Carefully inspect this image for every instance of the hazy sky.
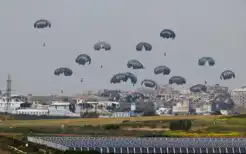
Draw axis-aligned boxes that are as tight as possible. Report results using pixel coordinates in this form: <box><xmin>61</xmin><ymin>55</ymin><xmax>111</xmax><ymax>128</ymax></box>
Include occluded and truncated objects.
<box><xmin>0</xmin><ymin>0</ymin><xmax>246</xmax><ymax>95</ymax></box>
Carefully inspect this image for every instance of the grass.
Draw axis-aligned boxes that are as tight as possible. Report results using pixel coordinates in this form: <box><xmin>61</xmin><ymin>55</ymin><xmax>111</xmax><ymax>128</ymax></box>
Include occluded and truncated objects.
<box><xmin>163</xmin><ymin>131</ymin><xmax>243</xmax><ymax>137</ymax></box>
<box><xmin>0</xmin><ymin>115</ymin><xmax>222</xmax><ymax>127</ymax></box>
<box><xmin>0</xmin><ymin>115</ymin><xmax>246</xmax><ymax>137</ymax></box>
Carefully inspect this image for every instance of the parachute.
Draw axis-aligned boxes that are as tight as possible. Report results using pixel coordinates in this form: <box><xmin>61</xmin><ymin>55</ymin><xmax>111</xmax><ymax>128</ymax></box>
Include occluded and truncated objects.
<box><xmin>154</xmin><ymin>65</ymin><xmax>171</xmax><ymax>75</ymax></box>
<box><xmin>190</xmin><ymin>84</ymin><xmax>207</xmax><ymax>93</ymax></box>
<box><xmin>220</xmin><ymin>70</ymin><xmax>235</xmax><ymax>80</ymax></box>
<box><xmin>94</xmin><ymin>41</ymin><xmax>111</xmax><ymax>51</ymax></box>
<box><xmin>211</xmin><ymin>93</ymin><xmax>234</xmax><ymax>111</ymax></box>
<box><xmin>160</xmin><ymin>29</ymin><xmax>175</xmax><ymax>39</ymax></box>
<box><xmin>110</xmin><ymin>73</ymin><xmax>129</xmax><ymax>84</ymax></box>
<box><xmin>136</xmin><ymin>42</ymin><xmax>152</xmax><ymax>51</ymax></box>
<box><xmin>141</xmin><ymin>79</ymin><xmax>157</xmax><ymax>89</ymax></box>
<box><xmin>127</xmin><ymin>60</ymin><xmax>144</xmax><ymax>69</ymax></box>
<box><xmin>54</xmin><ymin>68</ymin><xmax>73</xmax><ymax>76</ymax></box>
<box><xmin>169</xmin><ymin>76</ymin><xmax>186</xmax><ymax>85</ymax></box>
<box><xmin>198</xmin><ymin>57</ymin><xmax>215</xmax><ymax>66</ymax></box>
<box><xmin>75</xmin><ymin>54</ymin><xmax>91</xmax><ymax>65</ymax></box>
<box><xmin>34</xmin><ymin>19</ymin><xmax>51</xmax><ymax>28</ymax></box>
<box><xmin>125</xmin><ymin>72</ymin><xmax>137</xmax><ymax>85</ymax></box>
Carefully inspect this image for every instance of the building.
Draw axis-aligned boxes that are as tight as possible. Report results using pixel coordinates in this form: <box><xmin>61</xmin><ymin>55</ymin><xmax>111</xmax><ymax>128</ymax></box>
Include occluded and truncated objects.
<box><xmin>172</xmin><ymin>99</ymin><xmax>190</xmax><ymax>114</ymax></box>
<box><xmin>231</xmin><ymin>86</ymin><xmax>246</xmax><ymax>108</ymax></box>
<box><xmin>112</xmin><ymin>112</ymin><xmax>131</xmax><ymax>117</ymax></box>
<box><xmin>196</xmin><ymin>104</ymin><xmax>212</xmax><ymax>114</ymax></box>
<box><xmin>156</xmin><ymin>86</ymin><xmax>180</xmax><ymax>101</ymax></box>
<box><xmin>207</xmin><ymin>84</ymin><xmax>228</xmax><ymax>94</ymax></box>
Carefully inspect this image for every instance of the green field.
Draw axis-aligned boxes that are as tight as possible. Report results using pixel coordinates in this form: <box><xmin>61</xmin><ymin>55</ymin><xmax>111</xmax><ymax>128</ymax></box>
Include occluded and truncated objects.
<box><xmin>0</xmin><ymin>115</ymin><xmax>221</xmax><ymax>127</ymax></box>
<box><xmin>0</xmin><ymin>115</ymin><xmax>245</xmax><ymax>137</ymax></box>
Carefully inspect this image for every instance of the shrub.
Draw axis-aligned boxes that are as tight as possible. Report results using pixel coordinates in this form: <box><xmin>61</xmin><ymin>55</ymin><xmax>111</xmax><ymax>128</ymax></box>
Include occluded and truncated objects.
<box><xmin>103</xmin><ymin>124</ymin><xmax>120</xmax><ymax>130</ymax></box>
<box><xmin>142</xmin><ymin>111</ymin><xmax>156</xmax><ymax>116</ymax></box>
<box><xmin>169</xmin><ymin>120</ymin><xmax>192</xmax><ymax>132</ymax></box>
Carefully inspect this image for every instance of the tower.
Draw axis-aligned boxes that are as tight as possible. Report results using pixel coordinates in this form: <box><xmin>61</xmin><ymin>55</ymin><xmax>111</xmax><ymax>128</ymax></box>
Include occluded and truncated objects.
<box><xmin>5</xmin><ymin>74</ymin><xmax>11</xmax><ymax>114</ymax></box>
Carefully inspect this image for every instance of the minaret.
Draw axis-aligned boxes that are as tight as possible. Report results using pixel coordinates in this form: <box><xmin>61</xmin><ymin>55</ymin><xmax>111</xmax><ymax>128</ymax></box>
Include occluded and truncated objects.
<box><xmin>6</xmin><ymin>74</ymin><xmax>11</xmax><ymax>114</ymax></box>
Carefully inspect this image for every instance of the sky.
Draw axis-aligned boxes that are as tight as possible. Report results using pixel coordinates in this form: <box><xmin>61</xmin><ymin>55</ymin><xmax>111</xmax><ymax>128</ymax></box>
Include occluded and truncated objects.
<box><xmin>0</xmin><ymin>0</ymin><xmax>246</xmax><ymax>95</ymax></box>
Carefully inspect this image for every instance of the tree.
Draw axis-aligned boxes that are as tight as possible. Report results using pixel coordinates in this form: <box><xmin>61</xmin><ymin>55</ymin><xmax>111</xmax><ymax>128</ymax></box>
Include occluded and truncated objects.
<box><xmin>169</xmin><ymin>120</ymin><xmax>192</xmax><ymax>132</ymax></box>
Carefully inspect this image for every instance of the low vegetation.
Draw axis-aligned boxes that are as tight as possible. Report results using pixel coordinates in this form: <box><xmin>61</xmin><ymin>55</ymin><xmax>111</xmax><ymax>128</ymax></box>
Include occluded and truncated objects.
<box><xmin>0</xmin><ymin>115</ymin><xmax>222</xmax><ymax>127</ymax></box>
<box><xmin>0</xmin><ymin>115</ymin><xmax>245</xmax><ymax>138</ymax></box>
<box><xmin>169</xmin><ymin>120</ymin><xmax>192</xmax><ymax>132</ymax></box>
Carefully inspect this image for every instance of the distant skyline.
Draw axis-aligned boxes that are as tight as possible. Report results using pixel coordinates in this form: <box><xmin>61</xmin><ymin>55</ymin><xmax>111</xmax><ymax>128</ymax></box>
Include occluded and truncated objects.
<box><xmin>0</xmin><ymin>0</ymin><xmax>246</xmax><ymax>95</ymax></box>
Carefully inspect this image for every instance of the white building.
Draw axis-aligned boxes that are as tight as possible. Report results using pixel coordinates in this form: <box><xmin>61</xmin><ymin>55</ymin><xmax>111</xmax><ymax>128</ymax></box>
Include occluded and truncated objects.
<box><xmin>172</xmin><ymin>100</ymin><xmax>190</xmax><ymax>114</ymax></box>
<box><xmin>156</xmin><ymin>86</ymin><xmax>180</xmax><ymax>101</ymax></box>
<box><xmin>0</xmin><ymin>97</ymin><xmax>24</xmax><ymax>113</ymax></box>
<box><xmin>207</xmin><ymin>84</ymin><xmax>228</xmax><ymax>93</ymax></box>
<box><xmin>0</xmin><ymin>98</ymin><xmax>80</xmax><ymax>117</ymax></box>
<box><xmin>112</xmin><ymin>112</ymin><xmax>131</xmax><ymax>118</ymax></box>
<box><xmin>196</xmin><ymin>104</ymin><xmax>212</xmax><ymax>114</ymax></box>
<box><xmin>14</xmin><ymin>108</ymin><xmax>49</xmax><ymax>116</ymax></box>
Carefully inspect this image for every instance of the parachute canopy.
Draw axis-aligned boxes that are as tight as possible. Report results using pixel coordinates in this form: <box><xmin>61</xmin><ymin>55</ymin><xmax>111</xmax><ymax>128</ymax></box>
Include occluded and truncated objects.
<box><xmin>220</xmin><ymin>70</ymin><xmax>235</xmax><ymax>80</ymax></box>
<box><xmin>160</xmin><ymin>29</ymin><xmax>175</xmax><ymax>39</ymax></box>
<box><xmin>141</xmin><ymin>79</ymin><xmax>157</xmax><ymax>89</ymax></box>
<box><xmin>198</xmin><ymin>57</ymin><xmax>215</xmax><ymax>66</ymax></box>
<box><xmin>94</xmin><ymin>41</ymin><xmax>111</xmax><ymax>51</ymax></box>
<box><xmin>110</xmin><ymin>72</ymin><xmax>137</xmax><ymax>85</ymax></box>
<box><xmin>154</xmin><ymin>65</ymin><xmax>171</xmax><ymax>75</ymax></box>
<box><xmin>136</xmin><ymin>42</ymin><xmax>152</xmax><ymax>51</ymax></box>
<box><xmin>34</xmin><ymin>19</ymin><xmax>51</xmax><ymax>28</ymax></box>
<box><xmin>110</xmin><ymin>73</ymin><xmax>128</xmax><ymax>84</ymax></box>
<box><xmin>212</xmin><ymin>93</ymin><xmax>234</xmax><ymax>111</ymax></box>
<box><xmin>169</xmin><ymin>76</ymin><xmax>186</xmax><ymax>85</ymax></box>
<box><xmin>75</xmin><ymin>54</ymin><xmax>91</xmax><ymax>65</ymax></box>
<box><xmin>125</xmin><ymin>72</ymin><xmax>137</xmax><ymax>85</ymax></box>
<box><xmin>54</xmin><ymin>67</ymin><xmax>73</xmax><ymax>76</ymax></box>
<box><xmin>127</xmin><ymin>59</ymin><xmax>144</xmax><ymax>69</ymax></box>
